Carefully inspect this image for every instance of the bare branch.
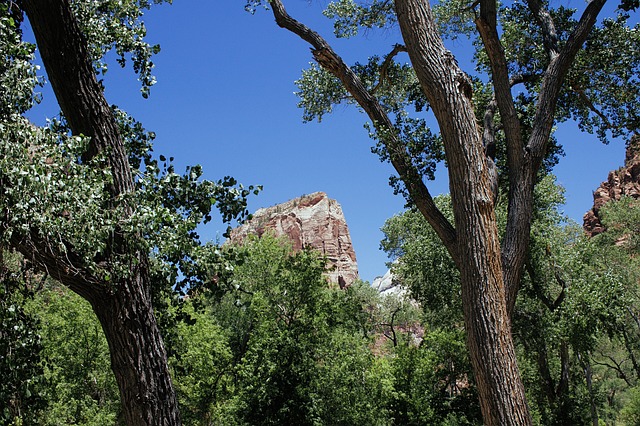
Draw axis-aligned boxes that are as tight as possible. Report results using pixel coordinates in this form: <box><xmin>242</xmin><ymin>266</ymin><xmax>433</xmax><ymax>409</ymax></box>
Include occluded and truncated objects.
<box><xmin>269</xmin><ymin>0</ymin><xmax>459</xmax><ymax>263</ymax></box>
<box><xmin>371</xmin><ymin>43</ymin><xmax>408</xmax><ymax>95</ymax></box>
<box><xmin>524</xmin><ymin>246</ymin><xmax>567</xmax><ymax>313</ymax></box>
<box><xmin>592</xmin><ymin>355</ymin><xmax>633</xmax><ymax>386</ymax></box>
<box><xmin>571</xmin><ymin>83</ymin><xmax>615</xmax><ymax>130</ymax></box>
<box><xmin>557</xmin><ymin>341</ymin><xmax>570</xmax><ymax>397</ymax></box>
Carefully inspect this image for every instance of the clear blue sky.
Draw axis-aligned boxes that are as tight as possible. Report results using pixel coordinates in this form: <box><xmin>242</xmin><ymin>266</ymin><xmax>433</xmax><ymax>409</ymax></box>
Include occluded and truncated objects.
<box><xmin>27</xmin><ymin>0</ymin><xmax>628</xmax><ymax>283</ymax></box>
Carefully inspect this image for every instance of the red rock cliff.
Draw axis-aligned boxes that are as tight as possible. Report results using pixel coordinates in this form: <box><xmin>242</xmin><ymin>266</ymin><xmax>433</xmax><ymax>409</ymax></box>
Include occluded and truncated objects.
<box><xmin>584</xmin><ymin>134</ymin><xmax>640</xmax><ymax>236</ymax></box>
<box><xmin>228</xmin><ymin>192</ymin><xmax>359</xmax><ymax>288</ymax></box>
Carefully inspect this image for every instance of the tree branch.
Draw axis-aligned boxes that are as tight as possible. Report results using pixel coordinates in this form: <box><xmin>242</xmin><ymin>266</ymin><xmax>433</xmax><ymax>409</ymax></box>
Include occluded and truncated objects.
<box><xmin>527</xmin><ymin>0</ymin><xmax>608</xmax><ymax>162</ymax></box>
<box><xmin>371</xmin><ymin>43</ymin><xmax>408</xmax><ymax>94</ymax></box>
<box><xmin>621</xmin><ymin>327</ymin><xmax>640</xmax><ymax>379</ymax></box>
<box><xmin>22</xmin><ymin>0</ymin><xmax>134</xmax><ymax>200</ymax></box>
<box><xmin>2</xmin><ymin>220</ymin><xmax>103</xmax><ymax>303</ymax></box>
<box><xmin>475</xmin><ymin>0</ymin><xmax>524</xmax><ymax>176</ymax></box>
<box><xmin>526</xmin><ymin>0</ymin><xmax>560</xmax><ymax>60</ymax></box>
<box><xmin>474</xmin><ymin>0</ymin><xmax>536</xmax><ymax>315</ymax></box>
<box><xmin>481</xmin><ymin>74</ymin><xmax>539</xmax><ymax>157</ymax></box>
<box><xmin>269</xmin><ymin>0</ymin><xmax>459</xmax><ymax>264</ymax></box>
<box><xmin>571</xmin><ymin>83</ymin><xmax>615</xmax><ymax>130</ymax></box>
<box><xmin>502</xmin><ymin>0</ymin><xmax>606</xmax><ymax>315</ymax></box>
<box><xmin>592</xmin><ymin>355</ymin><xmax>633</xmax><ymax>386</ymax></box>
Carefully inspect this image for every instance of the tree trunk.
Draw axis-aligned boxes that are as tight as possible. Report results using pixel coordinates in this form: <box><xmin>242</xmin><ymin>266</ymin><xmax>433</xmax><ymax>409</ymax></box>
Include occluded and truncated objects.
<box><xmin>20</xmin><ymin>1</ymin><xmax>182</xmax><ymax>424</ymax></box>
<box><xmin>579</xmin><ymin>353</ymin><xmax>599</xmax><ymax>426</ymax></box>
<box><xmin>88</xmin><ymin>260</ymin><xmax>180</xmax><ymax>425</ymax></box>
<box><xmin>393</xmin><ymin>0</ymin><xmax>532</xmax><ymax>424</ymax></box>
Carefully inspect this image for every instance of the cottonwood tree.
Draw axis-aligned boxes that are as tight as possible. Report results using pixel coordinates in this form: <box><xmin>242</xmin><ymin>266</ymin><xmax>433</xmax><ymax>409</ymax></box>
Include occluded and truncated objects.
<box><xmin>1</xmin><ymin>1</ymin><xmax>256</xmax><ymax>424</ymax></box>
<box><xmin>382</xmin><ymin>177</ymin><xmax>640</xmax><ymax>423</ymax></box>
<box><xmin>247</xmin><ymin>0</ymin><xmax>640</xmax><ymax>424</ymax></box>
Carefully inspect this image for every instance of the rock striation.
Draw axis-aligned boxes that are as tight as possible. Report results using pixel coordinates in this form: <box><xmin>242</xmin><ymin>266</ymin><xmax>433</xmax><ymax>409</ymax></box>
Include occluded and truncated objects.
<box><xmin>228</xmin><ymin>192</ymin><xmax>359</xmax><ymax>288</ymax></box>
<box><xmin>583</xmin><ymin>134</ymin><xmax>640</xmax><ymax>236</ymax></box>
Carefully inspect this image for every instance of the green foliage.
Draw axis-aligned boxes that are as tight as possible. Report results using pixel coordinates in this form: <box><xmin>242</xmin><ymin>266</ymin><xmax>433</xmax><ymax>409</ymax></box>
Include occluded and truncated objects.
<box><xmin>381</xmin><ymin>175</ymin><xmax>640</xmax><ymax>424</ymax></box>
<box><xmin>0</xmin><ymin>4</ymin><xmax>41</xmax><ymax>117</ymax></box>
<box><xmin>198</xmin><ymin>235</ymin><xmax>394</xmax><ymax>425</ymax></box>
<box><xmin>483</xmin><ymin>2</ymin><xmax>640</xmax><ymax>143</ymax></box>
<box><xmin>0</xmin><ymin>0</ymin><xmax>260</xmax><ymax>298</ymax></box>
<box><xmin>194</xmin><ymin>236</ymin><xmax>484</xmax><ymax>425</ymax></box>
<box><xmin>389</xmin><ymin>329</ymin><xmax>481</xmax><ymax>425</ymax></box>
<box><xmin>169</xmin><ymin>302</ymin><xmax>233</xmax><ymax>426</ymax></box>
<box><xmin>0</xmin><ymin>251</ymin><xmax>46</xmax><ymax>425</ymax></box>
<box><xmin>71</xmin><ymin>0</ymin><xmax>172</xmax><ymax>97</ymax></box>
<box><xmin>621</xmin><ymin>386</ymin><xmax>640</xmax><ymax>425</ymax></box>
<box><xmin>323</xmin><ymin>0</ymin><xmax>396</xmax><ymax>39</ymax></box>
<box><xmin>380</xmin><ymin>195</ymin><xmax>460</xmax><ymax>325</ymax></box>
<box><xmin>598</xmin><ymin>196</ymin><xmax>640</xmax><ymax>252</ymax></box>
<box><xmin>308</xmin><ymin>331</ymin><xmax>393</xmax><ymax>426</ymax></box>
<box><xmin>284</xmin><ymin>0</ymin><xmax>640</xmax><ymax>204</ymax></box>
<box><xmin>565</xmin><ymin>17</ymin><xmax>640</xmax><ymax>142</ymax></box>
<box><xmin>25</xmin><ymin>283</ymin><xmax>121</xmax><ymax>425</ymax></box>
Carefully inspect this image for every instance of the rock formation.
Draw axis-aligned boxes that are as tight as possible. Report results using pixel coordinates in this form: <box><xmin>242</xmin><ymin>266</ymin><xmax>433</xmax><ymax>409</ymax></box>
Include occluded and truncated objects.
<box><xmin>228</xmin><ymin>192</ymin><xmax>359</xmax><ymax>288</ymax></box>
<box><xmin>584</xmin><ymin>134</ymin><xmax>640</xmax><ymax>236</ymax></box>
<box><xmin>372</xmin><ymin>267</ymin><xmax>406</xmax><ymax>297</ymax></box>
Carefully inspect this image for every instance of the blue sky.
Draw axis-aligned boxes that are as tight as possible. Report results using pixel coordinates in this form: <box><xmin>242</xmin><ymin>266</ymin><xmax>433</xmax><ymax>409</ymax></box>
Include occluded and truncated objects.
<box><xmin>27</xmin><ymin>0</ymin><xmax>628</xmax><ymax>283</ymax></box>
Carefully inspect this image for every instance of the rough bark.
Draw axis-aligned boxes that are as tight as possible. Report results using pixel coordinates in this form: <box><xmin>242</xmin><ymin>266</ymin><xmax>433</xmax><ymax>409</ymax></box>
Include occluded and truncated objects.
<box><xmin>19</xmin><ymin>0</ymin><xmax>181</xmax><ymax>424</ymax></box>
<box><xmin>501</xmin><ymin>0</ymin><xmax>606</xmax><ymax>315</ymax></box>
<box><xmin>392</xmin><ymin>0</ymin><xmax>532</xmax><ymax>423</ymax></box>
<box><xmin>90</xmin><ymin>256</ymin><xmax>180</xmax><ymax>426</ymax></box>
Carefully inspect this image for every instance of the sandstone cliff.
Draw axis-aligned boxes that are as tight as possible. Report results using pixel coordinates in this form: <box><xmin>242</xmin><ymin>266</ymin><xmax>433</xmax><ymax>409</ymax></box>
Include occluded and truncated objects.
<box><xmin>584</xmin><ymin>134</ymin><xmax>640</xmax><ymax>236</ymax></box>
<box><xmin>228</xmin><ymin>192</ymin><xmax>359</xmax><ymax>288</ymax></box>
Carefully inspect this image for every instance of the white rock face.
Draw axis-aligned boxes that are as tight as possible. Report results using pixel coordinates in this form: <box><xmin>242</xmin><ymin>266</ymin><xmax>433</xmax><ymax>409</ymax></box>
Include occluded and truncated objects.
<box><xmin>372</xmin><ymin>268</ymin><xmax>406</xmax><ymax>297</ymax></box>
<box><xmin>372</xmin><ymin>269</ymin><xmax>394</xmax><ymax>292</ymax></box>
<box><xmin>228</xmin><ymin>192</ymin><xmax>359</xmax><ymax>288</ymax></box>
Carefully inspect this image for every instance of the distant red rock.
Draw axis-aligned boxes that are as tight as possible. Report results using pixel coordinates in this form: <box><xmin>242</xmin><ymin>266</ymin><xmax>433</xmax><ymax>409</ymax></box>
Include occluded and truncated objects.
<box><xmin>584</xmin><ymin>134</ymin><xmax>640</xmax><ymax>236</ymax></box>
<box><xmin>228</xmin><ymin>192</ymin><xmax>359</xmax><ymax>288</ymax></box>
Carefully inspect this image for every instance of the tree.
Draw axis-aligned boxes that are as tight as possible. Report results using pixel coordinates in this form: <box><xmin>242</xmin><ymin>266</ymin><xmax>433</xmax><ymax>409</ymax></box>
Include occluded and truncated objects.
<box><xmin>27</xmin><ymin>283</ymin><xmax>121</xmax><ymax>425</ymax></box>
<box><xmin>0</xmin><ymin>250</ymin><xmax>46</xmax><ymax>425</ymax></box>
<box><xmin>208</xmin><ymin>235</ymin><xmax>393</xmax><ymax>425</ymax></box>
<box><xmin>1</xmin><ymin>1</ymin><xmax>256</xmax><ymax>424</ymax></box>
<box><xmin>167</xmin><ymin>302</ymin><xmax>233</xmax><ymax>426</ymax></box>
<box><xmin>248</xmin><ymin>0</ymin><xmax>640</xmax><ymax>423</ymax></box>
<box><xmin>381</xmin><ymin>176</ymin><xmax>640</xmax><ymax>424</ymax></box>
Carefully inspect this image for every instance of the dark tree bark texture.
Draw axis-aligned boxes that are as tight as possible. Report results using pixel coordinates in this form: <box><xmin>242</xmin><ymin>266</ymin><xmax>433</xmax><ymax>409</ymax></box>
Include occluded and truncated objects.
<box><xmin>18</xmin><ymin>0</ymin><xmax>182</xmax><ymax>424</ymax></box>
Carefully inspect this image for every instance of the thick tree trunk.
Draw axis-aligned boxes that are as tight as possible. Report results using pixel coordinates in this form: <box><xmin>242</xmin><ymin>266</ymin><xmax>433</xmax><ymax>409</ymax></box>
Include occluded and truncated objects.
<box><xmin>393</xmin><ymin>0</ymin><xmax>532</xmax><ymax>424</ymax></box>
<box><xmin>88</xmin><ymin>260</ymin><xmax>180</xmax><ymax>425</ymax></box>
<box><xmin>21</xmin><ymin>1</ymin><xmax>182</xmax><ymax>424</ymax></box>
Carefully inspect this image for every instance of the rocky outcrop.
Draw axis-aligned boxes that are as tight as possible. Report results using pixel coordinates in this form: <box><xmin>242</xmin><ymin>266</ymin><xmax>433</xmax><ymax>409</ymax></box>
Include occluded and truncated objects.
<box><xmin>228</xmin><ymin>192</ymin><xmax>359</xmax><ymax>288</ymax></box>
<box><xmin>584</xmin><ymin>134</ymin><xmax>640</xmax><ymax>236</ymax></box>
<box><xmin>372</xmin><ymin>267</ymin><xmax>406</xmax><ymax>297</ymax></box>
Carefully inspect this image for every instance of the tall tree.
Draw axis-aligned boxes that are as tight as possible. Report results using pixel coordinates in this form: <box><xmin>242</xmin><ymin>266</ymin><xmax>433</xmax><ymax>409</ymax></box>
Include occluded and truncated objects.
<box><xmin>16</xmin><ymin>1</ymin><xmax>180</xmax><ymax>422</ymax></box>
<box><xmin>248</xmin><ymin>0</ymin><xmax>640</xmax><ymax>423</ymax></box>
<box><xmin>1</xmin><ymin>1</ymin><xmax>254</xmax><ymax>424</ymax></box>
